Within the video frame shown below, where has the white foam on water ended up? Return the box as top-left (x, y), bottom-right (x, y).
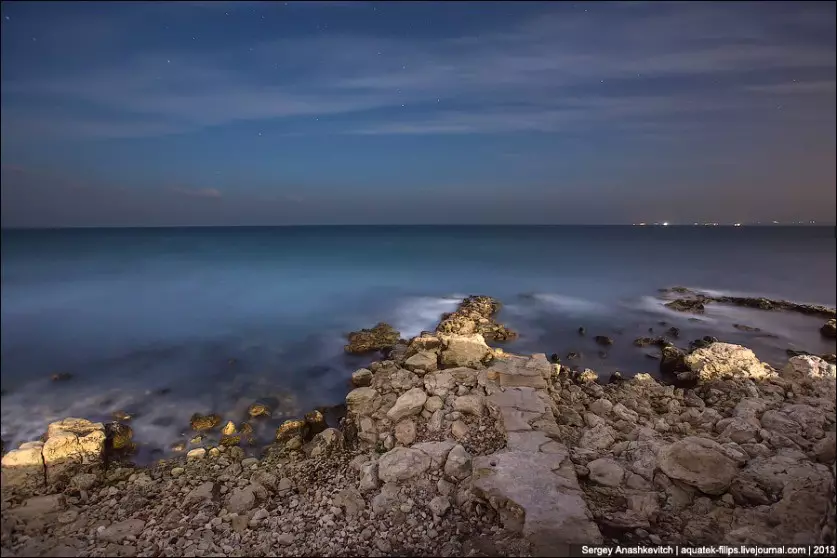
top-left (531, 293), bottom-right (608, 315)
top-left (390, 295), bottom-right (464, 339)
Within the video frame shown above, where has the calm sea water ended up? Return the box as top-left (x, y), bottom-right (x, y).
top-left (2, 226), bottom-right (835, 459)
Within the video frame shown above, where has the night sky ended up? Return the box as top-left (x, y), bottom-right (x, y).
top-left (1, 1), bottom-right (835, 227)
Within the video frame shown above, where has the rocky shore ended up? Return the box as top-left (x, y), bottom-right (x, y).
top-left (2, 295), bottom-right (836, 557)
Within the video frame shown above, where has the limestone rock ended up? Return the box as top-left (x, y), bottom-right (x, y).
top-left (488, 354), bottom-right (550, 389)
top-left (1, 441), bottom-right (45, 494)
top-left (424, 371), bottom-right (456, 398)
top-left (587, 458), bottom-right (625, 487)
top-left (412, 441), bottom-right (456, 469)
top-left (404, 351), bottom-right (438, 374)
top-left (99, 519), bottom-right (146, 543)
top-left (308, 428), bottom-right (343, 457)
top-left (453, 394), bottom-right (484, 416)
top-left (472, 451), bottom-right (602, 548)
top-left (346, 387), bottom-right (380, 416)
top-left (439, 334), bottom-right (491, 369)
top-left (683, 343), bottom-right (775, 383)
top-left (394, 419), bottom-right (417, 445)
top-left (658, 437), bottom-right (739, 495)
top-left (351, 368), bottom-right (373, 387)
top-left (443, 444), bottom-right (471, 481)
top-left (783, 355), bottom-right (836, 380)
top-left (386, 387), bottom-right (427, 422)
top-left (450, 420), bottom-right (469, 440)
top-left (378, 447), bottom-right (431, 483)
top-left (42, 418), bottom-right (106, 488)
top-left (821, 318), bottom-right (837, 339)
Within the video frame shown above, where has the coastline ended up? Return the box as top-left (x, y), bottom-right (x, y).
top-left (1, 295), bottom-right (836, 557)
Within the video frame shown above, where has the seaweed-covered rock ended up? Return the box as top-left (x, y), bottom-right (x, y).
top-left (106, 422), bottom-right (134, 451)
top-left (248, 402), bottom-right (272, 418)
top-left (190, 413), bottom-right (222, 431)
top-left (665, 298), bottom-right (706, 314)
top-left (276, 419), bottom-right (308, 443)
top-left (345, 322), bottom-right (400, 354)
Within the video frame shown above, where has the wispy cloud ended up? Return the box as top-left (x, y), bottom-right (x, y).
top-left (1, 2), bottom-right (833, 140)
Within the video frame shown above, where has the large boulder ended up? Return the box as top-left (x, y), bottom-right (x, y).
top-left (42, 418), bottom-right (106, 489)
top-left (782, 355), bottom-right (836, 380)
top-left (346, 387), bottom-right (380, 416)
top-left (1, 441), bottom-right (45, 494)
top-left (403, 351), bottom-right (438, 375)
top-left (658, 436), bottom-right (739, 495)
top-left (683, 343), bottom-right (775, 383)
top-left (821, 319), bottom-right (837, 339)
top-left (439, 334), bottom-right (492, 369)
top-left (345, 322), bottom-right (400, 354)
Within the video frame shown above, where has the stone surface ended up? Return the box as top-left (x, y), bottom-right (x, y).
top-left (404, 351), bottom-right (439, 374)
top-left (1, 441), bottom-right (45, 493)
top-left (443, 444), bottom-right (472, 481)
top-left (377, 447), bottom-right (431, 483)
top-left (658, 436), bottom-right (739, 495)
top-left (453, 394), bottom-right (484, 416)
top-left (99, 519), bottom-right (145, 543)
top-left (346, 387), bottom-right (380, 416)
top-left (42, 418), bottom-right (106, 488)
top-left (587, 458), bottom-right (625, 487)
top-left (472, 452), bottom-right (603, 549)
top-left (351, 368), bottom-right (373, 387)
top-left (386, 387), bottom-right (428, 422)
top-left (439, 334), bottom-right (492, 369)
top-left (394, 419), bottom-right (417, 446)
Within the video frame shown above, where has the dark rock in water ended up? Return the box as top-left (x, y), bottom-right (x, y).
top-left (154, 388), bottom-right (171, 396)
top-left (645, 352), bottom-right (660, 360)
top-left (345, 322), bottom-right (400, 354)
top-left (248, 402), bottom-right (272, 418)
top-left (648, 327), bottom-right (654, 333)
top-left (549, 353), bottom-right (560, 364)
top-left (660, 346), bottom-right (688, 376)
top-left (566, 352), bottom-right (581, 360)
top-left (50, 372), bottom-right (73, 382)
top-left (665, 327), bottom-right (680, 338)
top-left (106, 422), bottom-right (135, 451)
top-left (112, 410), bottom-right (133, 422)
top-left (276, 419), bottom-right (307, 443)
top-left (712, 296), bottom-right (836, 318)
top-left (689, 336), bottom-right (719, 351)
top-left (733, 323), bottom-right (761, 333)
top-left (304, 410), bottom-right (327, 439)
top-left (578, 327), bottom-right (586, 336)
top-left (664, 298), bottom-right (706, 314)
top-left (608, 371), bottom-right (624, 384)
top-left (317, 402), bottom-right (348, 429)
top-left (598, 351), bottom-right (608, 359)
top-left (227, 358), bottom-right (238, 366)
top-left (821, 319), bottom-right (837, 339)
top-left (382, 341), bottom-right (409, 362)
top-left (658, 321), bottom-right (667, 326)
top-left (190, 413), bottom-right (222, 432)
top-left (240, 422), bottom-right (255, 445)
top-left (820, 353), bottom-right (836, 364)
top-left (786, 348), bottom-right (811, 358)
top-left (633, 336), bottom-right (670, 348)
top-left (687, 318), bottom-right (702, 322)
top-left (594, 335), bottom-right (613, 346)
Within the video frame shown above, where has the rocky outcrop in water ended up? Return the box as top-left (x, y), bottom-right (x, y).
top-left (822, 319), bottom-right (837, 339)
top-left (344, 322), bottom-right (401, 354)
top-left (662, 287), bottom-right (837, 319)
top-left (436, 295), bottom-right (517, 342)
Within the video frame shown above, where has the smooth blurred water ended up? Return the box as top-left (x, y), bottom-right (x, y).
top-left (2, 226), bottom-right (835, 458)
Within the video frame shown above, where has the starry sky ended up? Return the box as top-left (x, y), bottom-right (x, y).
top-left (1, 1), bottom-right (835, 227)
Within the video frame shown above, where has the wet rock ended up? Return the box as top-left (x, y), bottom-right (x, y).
top-left (276, 419), bottom-right (308, 443)
top-left (106, 422), bottom-right (134, 451)
top-left (594, 336), bottom-right (613, 346)
top-left (50, 372), bottom-right (73, 382)
top-left (345, 322), bottom-right (400, 354)
top-left (660, 345), bottom-right (688, 376)
top-left (665, 297), bottom-right (707, 314)
top-left (304, 409), bottom-right (327, 437)
top-left (190, 413), bottom-right (222, 431)
top-left (247, 402), bottom-right (272, 418)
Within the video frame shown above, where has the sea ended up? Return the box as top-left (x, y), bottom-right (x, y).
top-left (2, 226), bottom-right (835, 462)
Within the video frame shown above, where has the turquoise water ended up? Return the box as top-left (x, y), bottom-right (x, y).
top-left (2, 226), bottom-right (835, 458)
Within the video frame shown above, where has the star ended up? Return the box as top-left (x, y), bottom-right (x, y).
top-left (258, 132), bottom-right (262, 136)
top-left (167, 59), bottom-right (171, 64)
top-left (4, 16), bottom-right (9, 21)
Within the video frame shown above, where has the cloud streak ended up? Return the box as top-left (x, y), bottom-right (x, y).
top-left (1, 2), bottom-right (834, 142)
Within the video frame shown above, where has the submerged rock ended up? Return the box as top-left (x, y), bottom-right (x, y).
top-left (822, 319), bottom-right (837, 339)
top-left (593, 336), bottom-right (613, 346)
top-left (345, 322), bottom-right (400, 354)
top-left (664, 297), bottom-right (707, 314)
top-left (105, 422), bottom-right (134, 451)
top-left (50, 372), bottom-right (73, 382)
top-left (248, 402), bottom-right (272, 418)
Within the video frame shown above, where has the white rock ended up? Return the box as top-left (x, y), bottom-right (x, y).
top-left (587, 458), bottom-right (625, 487)
top-left (377, 447), bottom-right (431, 483)
top-left (386, 388), bottom-right (427, 422)
top-left (453, 394), bottom-right (484, 416)
top-left (394, 419), bottom-right (417, 446)
top-left (658, 436), bottom-right (738, 495)
top-left (351, 368), bottom-right (373, 387)
top-left (684, 343), bottom-right (775, 383)
top-left (428, 495), bottom-right (451, 517)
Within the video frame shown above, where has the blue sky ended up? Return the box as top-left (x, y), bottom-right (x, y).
top-left (1, 1), bottom-right (835, 226)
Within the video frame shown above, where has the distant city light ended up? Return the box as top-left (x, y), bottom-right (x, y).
top-left (734, 223), bottom-right (741, 227)
top-left (662, 222), bottom-right (669, 226)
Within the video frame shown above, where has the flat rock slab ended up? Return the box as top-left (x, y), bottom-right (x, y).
top-left (658, 436), bottom-right (739, 495)
top-left (489, 355), bottom-right (550, 389)
top-left (472, 451), bottom-right (603, 548)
